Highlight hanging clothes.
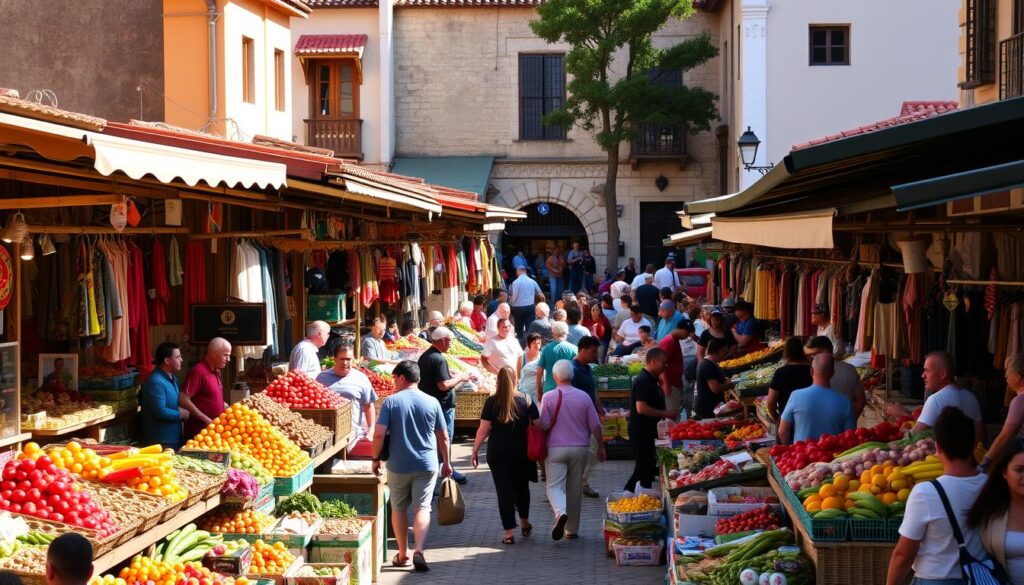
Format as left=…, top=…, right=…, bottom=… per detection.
left=231, top=240, right=269, bottom=367
left=167, top=237, right=184, bottom=287
left=149, top=237, right=169, bottom=326
left=126, top=241, right=151, bottom=372
left=183, top=241, right=207, bottom=337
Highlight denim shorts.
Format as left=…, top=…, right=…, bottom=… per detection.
left=388, top=470, right=438, bottom=512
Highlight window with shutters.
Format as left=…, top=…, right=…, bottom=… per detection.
left=963, top=0, right=996, bottom=87
left=519, top=54, right=567, bottom=140
left=809, top=26, right=850, bottom=66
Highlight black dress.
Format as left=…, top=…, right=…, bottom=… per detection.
left=481, top=395, right=540, bottom=530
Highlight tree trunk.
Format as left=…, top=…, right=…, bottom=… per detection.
left=602, top=145, right=620, bottom=274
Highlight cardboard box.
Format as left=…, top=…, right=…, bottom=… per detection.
left=246, top=556, right=303, bottom=585
left=309, top=518, right=372, bottom=585
left=675, top=512, right=718, bottom=538
left=202, top=545, right=252, bottom=576
left=286, top=563, right=351, bottom=585
left=267, top=518, right=323, bottom=557
left=612, top=541, right=664, bottom=566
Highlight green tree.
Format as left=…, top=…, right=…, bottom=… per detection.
left=531, top=0, right=718, bottom=268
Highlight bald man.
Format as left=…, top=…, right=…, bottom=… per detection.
left=181, top=337, right=232, bottom=440
left=778, top=353, right=855, bottom=445
left=291, top=321, right=330, bottom=378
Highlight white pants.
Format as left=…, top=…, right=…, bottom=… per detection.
left=546, top=446, right=589, bottom=534
left=583, top=435, right=599, bottom=488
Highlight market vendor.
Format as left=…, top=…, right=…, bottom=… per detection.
left=418, top=327, right=472, bottom=485
left=362, top=316, right=398, bottom=364
left=694, top=337, right=734, bottom=418
left=180, top=337, right=231, bottom=441
left=778, top=354, right=855, bottom=444
left=731, top=300, right=765, bottom=355
left=316, top=344, right=377, bottom=442
left=290, top=321, right=330, bottom=378
left=812, top=304, right=843, bottom=353
left=765, top=336, right=812, bottom=423
left=481, top=318, right=524, bottom=376
left=140, top=342, right=189, bottom=449
left=911, top=351, right=984, bottom=443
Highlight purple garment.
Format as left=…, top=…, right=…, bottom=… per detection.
left=540, top=384, right=601, bottom=449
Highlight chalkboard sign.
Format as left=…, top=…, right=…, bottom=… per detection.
left=190, top=303, right=267, bottom=346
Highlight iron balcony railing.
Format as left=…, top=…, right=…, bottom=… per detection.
left=1000, top=32, right=1024, bottom=100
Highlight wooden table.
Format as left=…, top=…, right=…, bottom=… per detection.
left=311, top=431, right=354, bottom=472
left=725, top=388, right=759, bottom=419
left=92, top=494, right=222, bottom=574
left=0, top=432, right=31, bottom=451
left=311, top=473, right=387, bottom=583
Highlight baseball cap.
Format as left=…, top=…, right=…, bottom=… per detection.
left=430, top=327, right=455, bottom=341
left=721, top=298, right=737, bottom=308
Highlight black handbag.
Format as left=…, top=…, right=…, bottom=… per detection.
left=931, top=480, right=1010, bottom=585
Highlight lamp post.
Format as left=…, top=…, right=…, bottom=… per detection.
left=738, top=127, right=774, bottom=175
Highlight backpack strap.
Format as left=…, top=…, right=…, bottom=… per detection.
left=931, top=479, right=967, bottom=547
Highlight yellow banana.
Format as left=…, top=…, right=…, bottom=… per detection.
left=910, top=470, right=943, bottom=481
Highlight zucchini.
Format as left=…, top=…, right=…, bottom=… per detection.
left=162, top=524, right=196, bottom=561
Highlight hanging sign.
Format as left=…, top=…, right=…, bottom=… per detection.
left=190, top=303, right=266, bottom=346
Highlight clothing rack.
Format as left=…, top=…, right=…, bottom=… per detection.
left=946, top=279, right=1024, bottom=287
left=26, top=225, right=188, bottom=235
left=189, top=229, right=307, bottom=240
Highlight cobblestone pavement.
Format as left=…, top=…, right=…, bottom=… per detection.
left=377, top=439, right=665, bottom=585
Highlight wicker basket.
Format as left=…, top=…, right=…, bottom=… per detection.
left=295, top=403, right=352, bottom=446
left=454, top=391, right=491, bottom=421
left=814, top=542, right=896, bottom=584
left=176, top=468, right=227, bottom=509
left=80, top=482, right=177, bottom=533
left=14, top=514, right=117, bottom=557
left=0, top=547, right=48, bottom=585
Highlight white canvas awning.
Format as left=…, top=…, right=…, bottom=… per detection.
left=711, top=209, right=836, bottom=249
left=662, top=226, right=713, bottom=247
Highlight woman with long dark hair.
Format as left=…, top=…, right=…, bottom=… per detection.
left=582, top=301, right=612, bottom=364
left=696, top=309, right=737, bottom=362
left=968, top=437, right=1024, bottom=584
left=764, top=336, right=813, bottom=423
left=471, top=367, right=539, bottom=544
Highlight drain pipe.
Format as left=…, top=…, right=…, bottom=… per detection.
left=206, top=0, right=219, bottom=124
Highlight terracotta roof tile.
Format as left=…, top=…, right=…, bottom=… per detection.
left=0, top=94, right=106, bottom=131
left=396, top=0, right=546, bottom=6
left=294, top=34, right=368, bottom=55
left=792, top=100, right=958, bottom=150
left=307, top=0, right=378, bottom=6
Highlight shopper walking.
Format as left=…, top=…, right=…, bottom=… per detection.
left=518, top=333, right=544, bottom=402
left=510, top=266, right=541, bottom=343
left=625, top=349, right=676, bottom=492
left=180, top=337, right=231, bottom=442
left=289, top=321, right=330, bottom=378
left=480, top=318, right=524, bottom=376
left=540, top=360, right=605, bottom=541
left=141, top=342, right=189, bottom=449
left=418, top=327, right=472, bottom=485
left=970, top=437, right=1024, bottom=584
left=471, top=367, right=539, bottom=544
left=653, top=255, right=681, bottom=292
left=887, top=407, right=992, bottom=585
left=537, top=321, right=578, bottom=397
left=373, top=361, right=453, bottom=572
left=983, top=354, right=1024, bottom=471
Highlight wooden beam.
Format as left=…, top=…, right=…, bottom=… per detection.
left=26, top=225, right=188, bottom=235
left=189, top=229, right=306, bottom=240
left=178, top=191, right=281, bottom=213
left=0, top=194, right=121, bottom=209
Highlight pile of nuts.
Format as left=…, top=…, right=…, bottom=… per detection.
left=320, top=518, right=367, bottom=536
left=0, top=545, right=48, bottom=573
left=242, top=393, right=333, bottom=447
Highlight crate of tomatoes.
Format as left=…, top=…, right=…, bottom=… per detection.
left=714, top=505, right=784, bottom=535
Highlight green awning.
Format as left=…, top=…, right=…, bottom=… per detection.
left=390, top=156, right=494, bottom=199
left=892, top=159, right=1024, bottom=211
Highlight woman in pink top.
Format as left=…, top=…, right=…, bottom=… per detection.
left=539, top=360, right=606, bottom=541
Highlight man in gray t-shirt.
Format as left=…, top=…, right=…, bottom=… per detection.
left=316, top=345, right=378, bottom=442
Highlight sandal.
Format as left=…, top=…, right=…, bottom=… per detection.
left=521, top=522, right=533, bottom=537
left=565, top=533, right=579, bottom=540
left=413, top=551, right=429, bottom=572
left=502, top=535, right=515, bottom=545
left=392, top=553, right=409, bottom=567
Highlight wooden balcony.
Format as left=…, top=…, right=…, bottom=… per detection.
left=305, top=118, right=362, bottom=160
left=630, top=123, right=689, bottom=169
left=1001, top=32, right=1024, bottom=100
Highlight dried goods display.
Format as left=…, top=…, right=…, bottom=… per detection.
left=242, top=393, right=333, bottom=448
left=262, top=371, right=346, bottom=409
left=183, top=403, right=311, bottom=476
left=319, top=517, right=367, bottom=535
left=21, top=391, right=113, bottom=430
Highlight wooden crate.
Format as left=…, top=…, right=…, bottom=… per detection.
left=454, top=391, right=490, bottom=421
left=295, top=404, right=351, bottom=447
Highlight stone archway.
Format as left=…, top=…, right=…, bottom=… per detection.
left=489, top=179, right=609, bottom=271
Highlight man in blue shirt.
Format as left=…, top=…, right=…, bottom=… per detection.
left=509, top=266, right=542, bottom=344
left=566, top=242, right=584, bottom=293
left=373, top=360, right=452, bottom=572
left=512, top=250, right=529, bottom=273
left=571, top=336, right=604, bottom=498
left=732, top=300, right=764, bottom=355
left=655, top=300, right=683, bottom=340
left=140, top=342, right=189, bottom=449
left=779, top=354, right=855, bottom=444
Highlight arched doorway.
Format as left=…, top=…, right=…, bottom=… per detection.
left=501, top=202, right=588, bottom=281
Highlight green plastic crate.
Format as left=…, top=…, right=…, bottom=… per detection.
left=274, top=462, right=314, bottom=496
left=849, top=517, right=896, bottom=542
left=307, top=294, right=346, bottom=322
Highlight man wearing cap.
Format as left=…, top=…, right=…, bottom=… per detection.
left=634, top=273, right=660, bottom=322
left=732, top=300, right=765, bottom=355
left=417, top=327, right=472, bottom=485
left=720, top=297, right=738, bottom=329
left=655, top=300, right=684, bottom=340
left=653, top=255, right=682, bottom=292
left=509, top=265, right=542, bottom=343
left=812, top=305, right=843, bottom=354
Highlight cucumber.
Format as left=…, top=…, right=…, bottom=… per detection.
left=162, top=524, right=197, bottom=562
left=177, top=545, right=213, bottom=563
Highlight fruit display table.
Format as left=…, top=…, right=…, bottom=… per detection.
left=311, top=473, right=387, bottom=583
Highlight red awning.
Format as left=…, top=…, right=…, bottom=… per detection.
left=294, top=34, right=367, bottom=57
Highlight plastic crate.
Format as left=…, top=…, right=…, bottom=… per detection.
left=611, top=540, right=664, bottom=566
left=708, top=486, right=782, bottom=516
left=80, top=371, right=137, bottom=390
left=274, top=462, right=314, bottom=496
left=307, top=294, right=346, bottom=322
left=606, top=489, right=663, bottom=525
left=849, top=517, right=897, bottom=542
left=795, top=504, right=848, bottom=542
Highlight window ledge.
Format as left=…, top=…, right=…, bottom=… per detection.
left=514, top=138, right=574, bottom=143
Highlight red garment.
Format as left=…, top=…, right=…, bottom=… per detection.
left=446, top=246, right=458, bottom=288
left=659, top=334, right=684, bottom=387
left=126, top=242, right=151, bottom=374
left=182, top=360, right=224, bottom=438
left=470, top=310, right=487, bottom=332
left=149, top=238, right=169, bottom=326
left=467, top=240, right=478, bottom=288
left=583, top=315, right=611, bottom=342
left=184, top=241, right=207, bottom=337
left=985, top=267, right=998, bottom=320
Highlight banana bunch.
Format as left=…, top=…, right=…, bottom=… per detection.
left=902, top=456, right=942, bottom=482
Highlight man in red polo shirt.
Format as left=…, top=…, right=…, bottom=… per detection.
left=180, top=337, right=232, bottom=441
left=659, top=320, right=696, bottom=417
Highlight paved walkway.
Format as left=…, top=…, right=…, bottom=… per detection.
left=377, top=440, right=665, bottom=585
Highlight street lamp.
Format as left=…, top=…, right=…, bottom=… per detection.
left=738, top=127, right=774, bottom=175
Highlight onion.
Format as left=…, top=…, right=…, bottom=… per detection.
left=854, top=463, right=864, bottom=474
left=899, top=455, right=911, bottom=466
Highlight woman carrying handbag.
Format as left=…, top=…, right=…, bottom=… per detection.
left=536, top=359, right=605, bottom=541
left=471, top=367, right=539, bottom=545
